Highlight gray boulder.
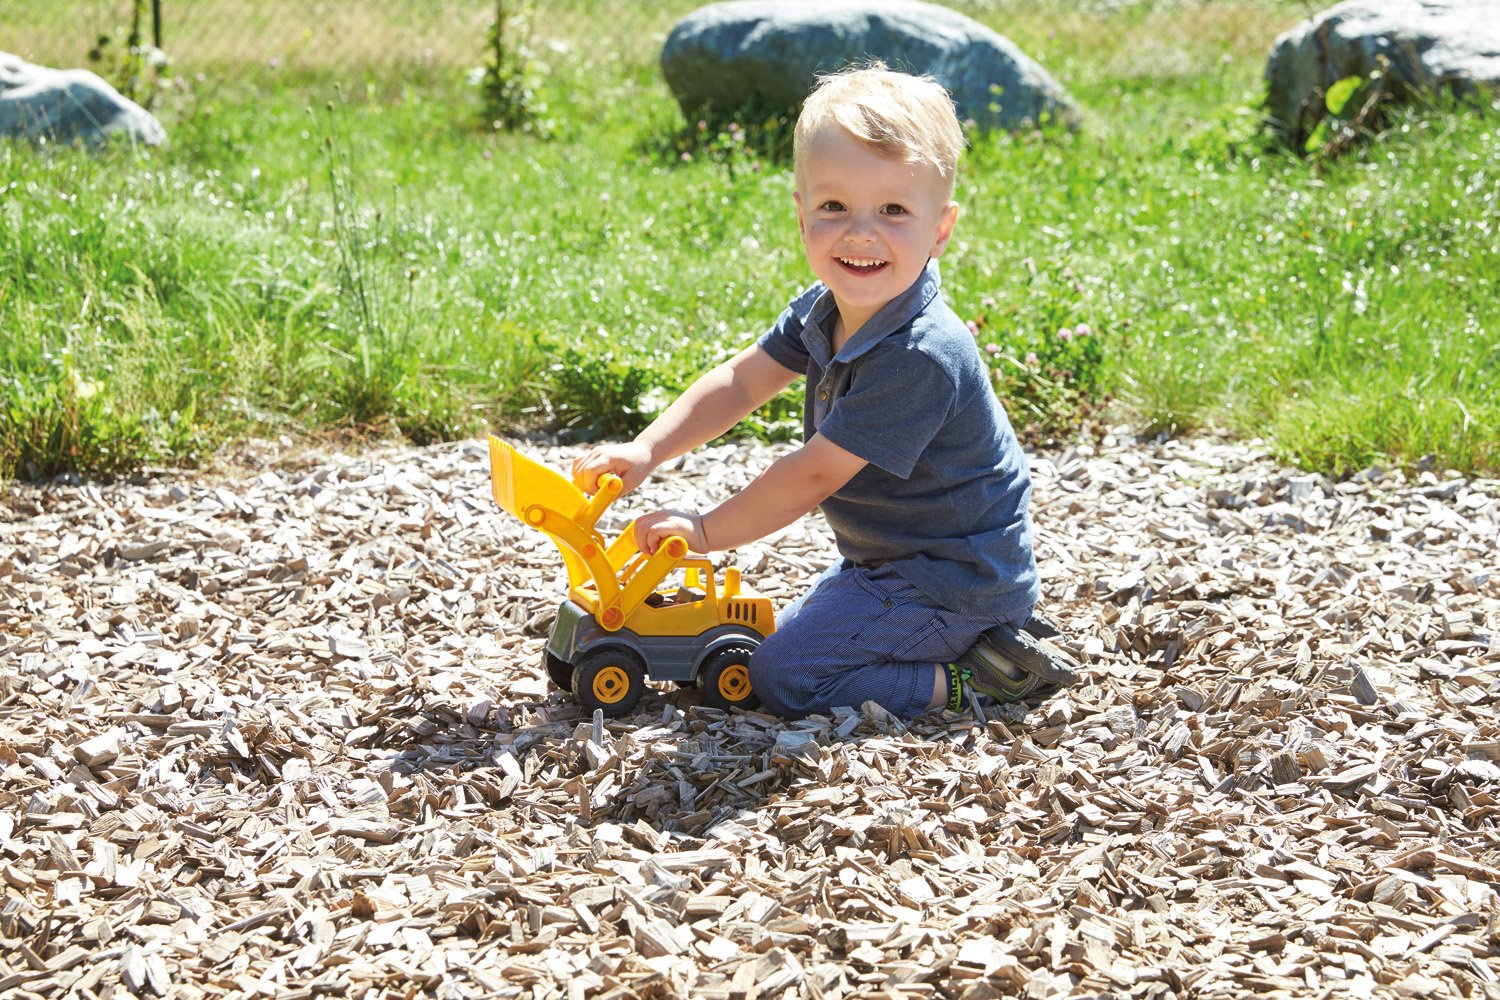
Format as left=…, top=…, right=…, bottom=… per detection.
left=1, top=52, right=166, bottom=148
left=660, top=0, right=1078, bottom=133
left=1265, top=0, right=1500, bottom=144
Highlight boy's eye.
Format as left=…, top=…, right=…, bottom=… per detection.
left=880, top=204, right=909, bottom=216
left=820, top=200, right=845, bottom=212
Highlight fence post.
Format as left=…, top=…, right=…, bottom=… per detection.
left=153, top=0, right=163, bottom=49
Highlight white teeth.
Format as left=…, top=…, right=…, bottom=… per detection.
left=839, top=257, right=885, bottom=268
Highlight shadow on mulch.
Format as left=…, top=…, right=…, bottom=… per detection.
left=369, top=681, right=1062, bottom=846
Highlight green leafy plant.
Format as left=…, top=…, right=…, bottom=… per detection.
left=738, top=390, right=803, bottom=444
left=1303, top=61, right=1391, bottom=160
left=1174, top=88, right=1271, bottom=163
left=317, top=101, right=410, bottom=422
left=0, top=354, right=197, bottom=481
left=480, top=0, right=553, bottom=137
left=523, top=335, right=802, bottom=445
left=85, top=0, right=171, bottom=108
left=312, top=97, right=479, bottom=445
left=391, top=380, right=478, bottom=447
left=971, top=261, right=1110, bottom=444
left=698, top=119, right=761, bottom=181
left=531, top=338, right=675, bottom=441
left=316, top=96, right=415, bottom=429
left=642, top=106, right=795, bottom=169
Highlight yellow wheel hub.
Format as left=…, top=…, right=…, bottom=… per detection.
left=592, top=665, right=631, bottom=704
left=717, top=663, right=751, bottom=702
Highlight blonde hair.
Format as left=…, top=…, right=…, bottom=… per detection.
left=794, top=62, right=966, bottom=197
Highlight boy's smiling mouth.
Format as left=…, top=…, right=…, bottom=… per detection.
left=838, top=256, right=889, bottom=273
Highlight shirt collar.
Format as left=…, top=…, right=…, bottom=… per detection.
left=806, top=260, right=944, bottom=364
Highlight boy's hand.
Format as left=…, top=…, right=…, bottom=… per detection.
left=572, top=442, right=653, bottom=496
left=633, top=509, right=709, bottom=555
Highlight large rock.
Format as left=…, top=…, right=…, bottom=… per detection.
left=1265, top=0, right=1500, bottom=144
left=0, top=52, right=166, bottom=148
left=660, top=0, right=1078, bottom=133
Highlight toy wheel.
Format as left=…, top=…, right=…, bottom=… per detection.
left=698, top=643, right=759, bottom=711
left=572, top=648, right=647, bottom=718
left=543, top=650, right=574, bottom=692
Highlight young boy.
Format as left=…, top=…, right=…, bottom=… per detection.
left=572, top=64, right=1077, bottom=719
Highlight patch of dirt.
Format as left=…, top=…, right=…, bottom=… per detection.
left=1, top=432, right=1497, bottom=998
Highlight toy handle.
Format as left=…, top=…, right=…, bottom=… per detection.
left=571, top=467, right=623, bottom=493
left=579, top=473, right=624, bottom=530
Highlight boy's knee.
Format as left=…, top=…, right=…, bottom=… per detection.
left=749, top=635, right=814, bottom=718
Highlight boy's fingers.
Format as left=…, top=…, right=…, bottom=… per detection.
left=645, top=520, right=676, bottom=555
left=632, top=517, right=659, bottom=555
left=633, top=511, right=695, bottom=557
left=572, top=451, right=607, bottom=494
left=570, top=454, right=590, bottom=486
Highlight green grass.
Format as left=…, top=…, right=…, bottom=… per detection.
left=2, top=0, right=1496, bottom=480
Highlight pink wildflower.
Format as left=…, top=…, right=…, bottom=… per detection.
left=966, top=320, right=980, bottom=336
left=1024, top=352, right=1039, bottom=367
left=1057, top=326, right=1074, bottom=342
left=984, top=343, right=1001, bottom=356
left=1074, top=323, right=1092, bottom=337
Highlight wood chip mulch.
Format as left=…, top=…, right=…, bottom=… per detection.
left=1, top=432, right=1497, bottom=999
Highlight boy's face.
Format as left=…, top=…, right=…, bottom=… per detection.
left=794, top=125, right=959, bottom=338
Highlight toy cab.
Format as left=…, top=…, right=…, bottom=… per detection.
left=488, top=436, right=775, bottom=717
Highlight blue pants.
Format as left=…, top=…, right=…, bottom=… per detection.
left=749, top=562, right=1010, bottom=720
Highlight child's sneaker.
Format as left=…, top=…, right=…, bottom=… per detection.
left=1020, top=612, right=1063, bottom=641
left=951, top=619, right=1080, bottom=705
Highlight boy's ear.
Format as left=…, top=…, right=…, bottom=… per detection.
left=930, top=201, right=960, bottom=258
left=793, top=191, right=806, bottom=237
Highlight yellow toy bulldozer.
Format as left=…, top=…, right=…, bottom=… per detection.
left=488, top=436, right=776, bottom=718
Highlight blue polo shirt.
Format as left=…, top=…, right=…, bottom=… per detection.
left=757, top=261, right=1040, bottom=622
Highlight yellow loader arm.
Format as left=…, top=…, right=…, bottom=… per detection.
left=487, top=435, right=687, bottom=630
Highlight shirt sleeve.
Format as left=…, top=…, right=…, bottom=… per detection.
left=755, top=282, right=824, bottom=375
left=817, top=346, right=958, bottom=480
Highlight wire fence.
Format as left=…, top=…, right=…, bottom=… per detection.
left=4, top=2, right=1307, bottom=110
left=2, top=1, right=678, bottom=78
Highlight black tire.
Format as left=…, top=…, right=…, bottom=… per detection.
left=544, top=650, right=573, bottom=692
left=697, top=643, right=760, bottom=711
left=572, top=647, right=647, bottom=718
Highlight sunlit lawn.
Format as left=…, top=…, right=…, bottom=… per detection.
left=1, top=0, right=1495, bottom=479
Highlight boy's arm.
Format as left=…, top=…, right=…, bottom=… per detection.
left=633, top=433, right=867, bottom=554
left=573, top=344, right=797, bottom=494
